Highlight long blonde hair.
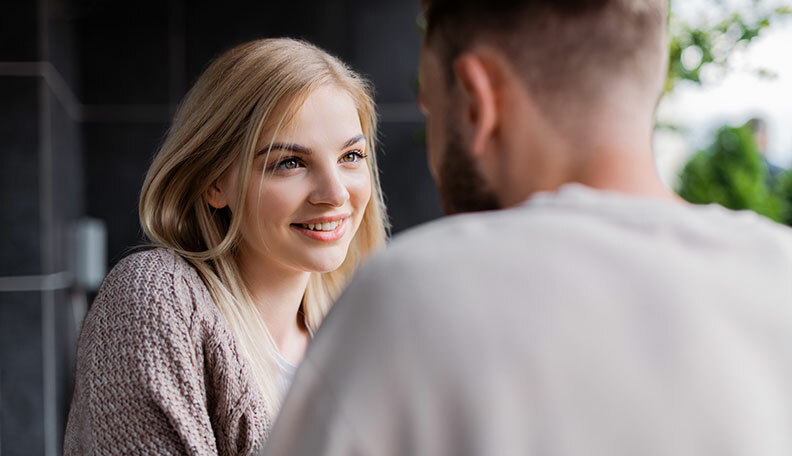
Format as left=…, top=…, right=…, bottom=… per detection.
left=139, top=38, right=388, bottom=411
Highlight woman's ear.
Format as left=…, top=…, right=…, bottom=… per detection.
left=205, top=181, right=229, bottom=209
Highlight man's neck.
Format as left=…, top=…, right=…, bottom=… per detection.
left=499, top=139, right=680, bottom=207
left=568, top=147, right=680, bottom=203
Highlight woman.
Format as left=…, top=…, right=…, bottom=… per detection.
left=64, top=38, right=388, bottom=455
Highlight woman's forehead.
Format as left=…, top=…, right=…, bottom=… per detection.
left=257, top=86, right=363, bottom=150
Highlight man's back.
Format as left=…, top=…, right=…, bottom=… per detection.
left=266, top=185, right=792, bottom=455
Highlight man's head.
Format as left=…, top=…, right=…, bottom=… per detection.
left=417, top=0, right=670, bottom=213
left=746, top=118, right=768, bottom=156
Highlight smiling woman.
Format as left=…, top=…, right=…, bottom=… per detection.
left=207, top=85, right=375, bottom=277
left=63, top=38, right=388, bottom=455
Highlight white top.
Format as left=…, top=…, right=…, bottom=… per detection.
left=274, top=349, right=298, bottom=396
left=274, top=321, right=312, bottom=395
left=265, top=184, right=792, bottom=456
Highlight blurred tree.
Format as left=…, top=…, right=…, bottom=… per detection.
left=772, top=169, right=792, bottom=224
left=670, top=1, right=792, bottom=223
left=677, top=124, right=786, bottom=221
left=666, top=0, right=792, bottom=94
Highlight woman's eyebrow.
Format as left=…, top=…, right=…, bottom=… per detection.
left=257, top=134, right=366, bottom=156
left=342, top=134, right=366, bottom=149
left=258, top=143, right=312, bottom=156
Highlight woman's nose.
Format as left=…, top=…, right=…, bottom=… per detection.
left=308, top=167, right=350, bottom=207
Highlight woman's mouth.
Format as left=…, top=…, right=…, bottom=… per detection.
left=291, top=217, right=348, bottom=242
left=296, top=220, right=343, bottom=231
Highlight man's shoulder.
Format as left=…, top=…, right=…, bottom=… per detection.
left=382, top=207, right=541, bottom=260
left=353, top=207, right=549, bottom=294
left=370, top=202, right=611, bottom=270
left=359, top=199, right=792, bottom=292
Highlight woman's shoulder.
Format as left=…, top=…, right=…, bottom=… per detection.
left=104, top=246, right=209, bottom=295
left=107, top=246, right=199, bottom=283
left=88, top=247, right=214, bottom=332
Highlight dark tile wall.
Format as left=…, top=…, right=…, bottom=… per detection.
left=48, top=88, right=83, bottom=456
left=378, top=122, right=443, bottom=233
left=1, top=0, right=84, bottom=454
left=351, top=0, right=423, bottom=104
left=0, top=292, right=45, bottom=456
left=0, top=73, right=47, bottom=456
left=74, top=1, right=171, bottom=105
left=50, top=88, right=84, bottom=271
left=47, top=0, right=80, bottom=98
left=47, top=6, right=85, bottom=450
left=0, top=77, right=41, bottom=277
left=53, top=288, right=79, bottom=453
left=84, top=122, right=169, bottom=265
left=0, top=1, right=39, bottom=61
left=184, top=1, right=353, bottom=88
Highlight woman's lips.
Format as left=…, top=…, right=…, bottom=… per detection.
left=291, top=218, right=348, bottom=242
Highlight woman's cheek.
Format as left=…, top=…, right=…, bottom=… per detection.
left=257, top=179, right=306, bottom=210
left=347, top=167, right=372, bottom=208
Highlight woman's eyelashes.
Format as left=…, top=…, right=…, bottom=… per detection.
left=263, top=156, right=303, bottom=174
left=268, top=150, right=368, bottom=174
left=275, top=156, right=304, bottom=171
left=340, top=150, right=368, bottom=164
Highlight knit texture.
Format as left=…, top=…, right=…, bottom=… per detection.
left=64, top=248, right=272, bottom=455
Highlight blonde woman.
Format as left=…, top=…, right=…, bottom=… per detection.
left=63, top=38, right=388, bottom=455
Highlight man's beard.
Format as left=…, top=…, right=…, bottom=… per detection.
left=436, top=130, right=501, bottom=215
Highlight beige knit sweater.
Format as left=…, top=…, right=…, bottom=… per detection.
left=64, top=248, right=271, bottom=455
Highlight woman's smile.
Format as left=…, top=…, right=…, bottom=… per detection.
left=291, top=214, right=349, bottom=242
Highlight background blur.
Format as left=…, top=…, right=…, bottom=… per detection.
left=0, top=0, right=790, bottom=455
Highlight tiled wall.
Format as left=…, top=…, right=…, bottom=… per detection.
left=1, top=1, right=83, bottom=455
left=0, top=1, right=441, bottom=454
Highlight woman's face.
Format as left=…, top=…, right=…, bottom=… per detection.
left=219, top=84, right=372, bottom=273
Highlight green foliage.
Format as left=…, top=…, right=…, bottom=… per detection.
left=670, top=2, right=792, bottom=224
left=666, top=0, right=791, bottom=94
left=677, top=125, right=786, bottom=221
left=772, top=169, right=792, bottom=225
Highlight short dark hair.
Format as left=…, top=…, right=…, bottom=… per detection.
left=746, top=117, right=767, bottom=135
left=422, top=0, right=668, bottom=112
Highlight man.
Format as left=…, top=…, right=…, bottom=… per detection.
left=265, top=1, right=792, bottom=454
left=747, top=117, right=784, bottom=184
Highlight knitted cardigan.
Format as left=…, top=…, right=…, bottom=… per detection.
left=63, top=248, right=271, bottom=455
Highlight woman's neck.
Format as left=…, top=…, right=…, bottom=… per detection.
left=237, top=248, right=311, bottom=357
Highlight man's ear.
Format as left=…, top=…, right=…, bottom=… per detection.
left=452, top=52, right=499, bottom=158
left=205, top=180, right=229, bottom=209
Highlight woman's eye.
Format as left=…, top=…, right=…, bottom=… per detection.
left=276, top=158, right=302, bottom=170
left=341, top=150, right=367, bottom=163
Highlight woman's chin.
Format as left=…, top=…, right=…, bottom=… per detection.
left=301, top=253, right=348, bottom=274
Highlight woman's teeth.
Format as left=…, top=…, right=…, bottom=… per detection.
left=300, top=220, right=342, bottom=231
